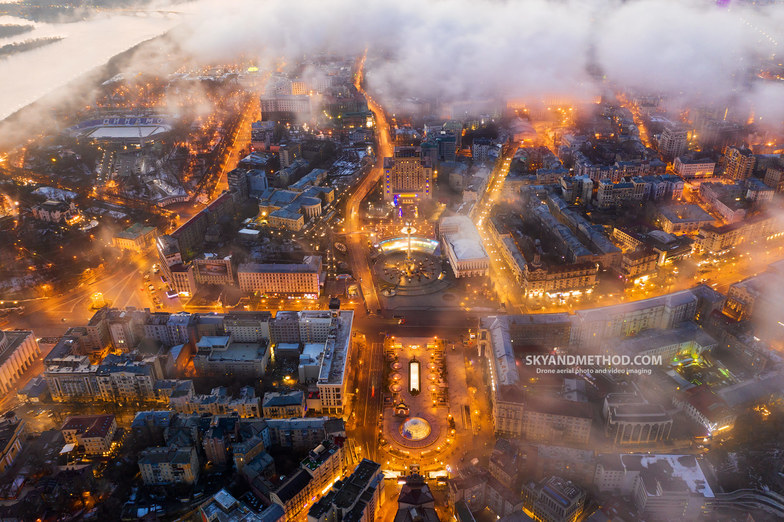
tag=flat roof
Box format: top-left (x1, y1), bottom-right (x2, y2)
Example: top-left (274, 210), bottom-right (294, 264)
top-left (658, 204), bottom-right (714, 224)
top-left (317, 311), bottom-right (354, 385)
top-left (575, 288), bottom-right (697, 323)
top-left (87, 125), bottom-right (168, 139)
top-left (238, 259), bottom-right (319, 274)
top-left (620, 453), bottom-right (714, 497)
top-left (483, 316), bottom-right (519, 388)
top-left (206, 342), bottom-right (267, 362)
top-left (617, 323), bottom-right (716, 355)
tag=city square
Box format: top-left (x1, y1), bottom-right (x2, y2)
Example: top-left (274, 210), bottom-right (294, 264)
top-left (1, 2), bottom-right (784, 521)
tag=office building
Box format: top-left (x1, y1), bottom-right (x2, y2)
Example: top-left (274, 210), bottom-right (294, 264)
top-left (223, 311), bottom-right (272, 343)
top-left (569, 289), bottom-right (699, 347)
top-left (396, 475), bottom-right (439, 522)
top-left (193, 336), bottom-right (270, 377)
top-left (594, 454), bottom-right (714, 520)
top-left (658, 124), bottom-right (689, 160)
top-left (200, 489), bottom-right (285, 522)
top-left (616, 323), bottom-right (716, 361)
top-left (238, 256), bottom-right (322, 296)
top-left (271, 468), bottom-right (313, 518)
top-left (265, 417), bottom-right (346, 451)
top-left (520, 396), bottom-right (593, 445)
top-left (619, 249), bottom-right (658, 282)
top-left (595, 178), bottom-right (647, 209)
top-left (315, 311), bottom-right (354, 415)
top-left (478, 314), bottom-right (572, 356)
top-left (522, 476), bottom-right (585, 522)
top-left (227, 168), bottom-right (250, 200)
top-left (694, 212), bottom-right (784, 253)
top-left (673, 156), bottom-right (715, 179)
top-left (95, 357), bottom-right (161, 402)
top-left (723, 271), bottom-right (784, 321)
top-left (383, 146), bottom-right (433, 204)
top-left (300, 438), bottom-right (345, 497)
top-left (31, 200), bottom-right (79, 224)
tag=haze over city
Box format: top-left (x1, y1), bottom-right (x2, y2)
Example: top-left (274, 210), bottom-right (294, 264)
top-left (0, 0), bottom-right (784, 521)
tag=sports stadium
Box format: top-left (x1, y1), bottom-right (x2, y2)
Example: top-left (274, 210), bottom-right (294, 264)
top-left (68, 115), bottom-right (172, 145)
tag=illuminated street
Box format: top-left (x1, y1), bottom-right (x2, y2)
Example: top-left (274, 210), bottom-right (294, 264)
top-left (1, 3), bottom-right (784, 521)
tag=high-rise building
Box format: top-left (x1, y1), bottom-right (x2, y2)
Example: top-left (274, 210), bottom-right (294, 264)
top-left (658, 125), bottom-right (689, 160)
top-left (763, 166), bottom-right (784, 192)
top-left (383, 146), bottom-right (433, 204)
top-left (721, 146), bottom-right (755, 180)
top-left (227, 168), bottom-right (249, 200)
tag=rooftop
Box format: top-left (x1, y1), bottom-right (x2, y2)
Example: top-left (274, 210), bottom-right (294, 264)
top-left (138, 445), bottom-right (195, 466)
top-left (526, 395), bottom-right (593, 419)
top-left (617, 323), bottom-right (716, 356)
top-left (658, 204), bottom-right (714, 224)
top-left (301, 439), bottom-right (340, 471)
top-left (0, 330), bottom-right (33, 368)
top-left (619, 453), bottom-right (714, 498)
top-left (0, 417), bottom-right (23, 453)
top-left (317, 311), bottom-right (354, 386)
top-left (574, 288), bottom-right (697, 324)
top-left (61, 414), bottom-right (115, 439)
top-left (238, 257), bottom-right (320, 274)
top-left (274, 468), bottom-right (312, 503)
top-left (263, 390), bottom-right (304, 408)
top-left (116, 222), bottom-right (156, 240)
top-left (681, 385), bottom-right (732, 423)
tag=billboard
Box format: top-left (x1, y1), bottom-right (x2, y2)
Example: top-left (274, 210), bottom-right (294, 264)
top-left (196, 259), bottom-right (230, 278)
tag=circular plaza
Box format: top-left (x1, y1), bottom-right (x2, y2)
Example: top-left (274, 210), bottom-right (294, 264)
top-left (373, 236), bottom-right (448, 295)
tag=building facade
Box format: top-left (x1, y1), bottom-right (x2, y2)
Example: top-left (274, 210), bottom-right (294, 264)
top-left (0, 330), bottom-right (41, 395)
top-left (139, 445), bottom-right (200, 485)
top-left (237, 256), bottom-right (322, 295)
top-left (383, 146), bottom-right (433, 204)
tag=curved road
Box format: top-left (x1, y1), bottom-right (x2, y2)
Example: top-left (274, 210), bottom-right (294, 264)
top-left (344, 89), bottom-right (393, 314)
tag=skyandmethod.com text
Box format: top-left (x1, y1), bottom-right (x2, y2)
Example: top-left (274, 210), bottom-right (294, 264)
top-left (524, 354), bottom-right (663, 367)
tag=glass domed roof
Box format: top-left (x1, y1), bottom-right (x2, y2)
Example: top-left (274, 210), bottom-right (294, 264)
top-left (400, 417), bottom-right (432, 441)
